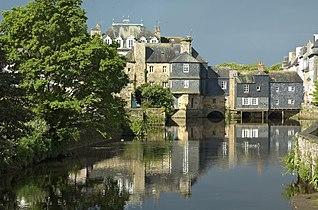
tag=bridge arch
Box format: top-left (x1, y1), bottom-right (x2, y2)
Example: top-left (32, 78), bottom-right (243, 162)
top-left (207, 111), bottom-right (224, 121)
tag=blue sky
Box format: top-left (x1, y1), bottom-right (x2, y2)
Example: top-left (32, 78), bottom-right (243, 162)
top-left (2, 0), bottom-right (318, 66)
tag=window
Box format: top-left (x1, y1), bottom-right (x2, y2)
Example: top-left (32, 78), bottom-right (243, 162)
top-left (242, 98), bottom-right (249, 105)
top-left (149, 66), bottom-right (154, 73)
top-left (275, 86), bottom-right (279, 92)
top-left (251, 98), bottom-right (258, 105)
top-left (288, 99), bottom-right (295, 105)
top-left (184, 80), bottom-right (189, 88)
top-left (149, 81), bottom-right (154, 86)
top-left (256, 86), bottom-right (261, 92)
top-left (213, 98), bottom-right (216, 104)
top-left (170, 81), bottom-right (173, 88)
top-left (221, 81), bottom-right (227, 90)
top-left (150, 37), bottom-right (158, 43)
top-left (104, 36), bottom-right (112, 45)
top-left (162, 82), bottom-right (168, 88)
top-left (183, 64), bottom-right (189, 73)
top-left (288, 86), bottom-right (295, 92)
top-left (242, 98), bottom-right (258, 105)
top-left (139, 37), bottom-right (147, 43)
top-left (115, 37), bottom-right (123, 48)
top-left (275, 99), bottom-right (279, 105)
top-left (127, 68), bottom-right (131, 73)
top-left (163, 66), bottom-right (167, 72)
top-left (242, 129), bottom-right (259, 138)
top-left (243, 85), bottom-right (249, 93)
top-left (127, 39), bottom-right (134, 48)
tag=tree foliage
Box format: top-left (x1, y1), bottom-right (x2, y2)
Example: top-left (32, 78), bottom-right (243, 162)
top-left (135, 83), bottom-right (173, 114)
top-left (217, 62), bottom-right (282, 71)
top-left (0, 0), bottom-right (128, 170)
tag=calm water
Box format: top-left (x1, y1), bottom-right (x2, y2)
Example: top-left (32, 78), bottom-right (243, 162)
top-left (0, 119), bottom-right (300, 210)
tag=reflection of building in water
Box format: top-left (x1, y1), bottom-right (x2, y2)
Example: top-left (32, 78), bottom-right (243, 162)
top-left (225, 122), bottom-right (301, 171)
top-left (67, 120), bottom-right (300, 208)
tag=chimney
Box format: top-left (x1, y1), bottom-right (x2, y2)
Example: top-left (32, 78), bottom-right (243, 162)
top-left (258, 61), bottom-right (264, 72)
top-left (90, 23), bottom-right (101, 37)
top-left (314, 34), bottom-right (318, 42)
top-left (180, 36), bottom-right (193, 55)
top-left (154, 25), bottom-right (161, 39)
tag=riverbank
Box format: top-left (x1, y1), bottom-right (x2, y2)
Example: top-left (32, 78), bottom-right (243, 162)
top-left (292, 193), bottom-right (318, 210)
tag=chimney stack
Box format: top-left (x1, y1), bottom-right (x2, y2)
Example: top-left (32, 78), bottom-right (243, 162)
top-left (258, 61), bottom-right (264, 72)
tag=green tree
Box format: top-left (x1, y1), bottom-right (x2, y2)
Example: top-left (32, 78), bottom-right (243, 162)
top-left (136, 83), bottom-right (174, 114)
top-left (1, 0), bottom-right (128, 166)
top-left (268, 63), bottom-right (282, 71)
top-left (0, 34), bottom-right (32, 169)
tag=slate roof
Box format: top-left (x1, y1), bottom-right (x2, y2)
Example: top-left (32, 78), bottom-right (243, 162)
top-left (103, 24), bottom-right (157, 40)
top-left (145, 44), bottom-right (181, 63)
top-left (269, 71), bottom-right (303, 83)
top-left (209, 67), bottom-right (231, 78)
top-left (170, 52), bottom-right (201, 63)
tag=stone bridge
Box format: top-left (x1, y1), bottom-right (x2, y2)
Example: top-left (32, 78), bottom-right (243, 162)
top-left (171, 94), bottom-right (225, 119)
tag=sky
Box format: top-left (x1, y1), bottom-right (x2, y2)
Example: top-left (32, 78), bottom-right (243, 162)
top-left (1, 0), bottom-right (318, 66)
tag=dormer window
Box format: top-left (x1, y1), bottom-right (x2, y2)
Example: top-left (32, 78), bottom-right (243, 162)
top-left (115, 36), bottom-right (123, 48)
top-left (139, 37), bottom-right (147, 43)
top-left (150, 37), bottom-right (158, 43)
top-left (126, 36), bottom-right (135, 49)
top-left (104, 36), bottom-right (112, 45)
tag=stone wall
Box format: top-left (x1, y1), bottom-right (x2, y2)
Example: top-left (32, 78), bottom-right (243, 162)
top-left (298, 106), bottom-right (318, 120)
top-left (297, 121), bottom-right (318, 177)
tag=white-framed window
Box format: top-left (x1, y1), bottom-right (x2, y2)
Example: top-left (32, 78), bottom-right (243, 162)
top-left (275, 86), bottom-right (279, 92)
top-left (242, 98), bottom-right (258, 105)
top-left (184, 80), bottom-right (189, 88)
top-left (115, 36), bottom-right (123, 48)
top-left (251, 98), bottom-right (258, 105)
top-left (149, 66), bottom-right (154, 73)
top-left (162, 82), bottom-right (168, 88)
top-left (256, 86), bottom-right (261, 92)
top-left (127, 39), bottom-right (134, 48)
top-left (149, 81), bottom-right (154, 86)
top-left (242, 128), bottom-right (259, 138)
top-left (104, 36), bottom-right (112, 45)
top-left (183, 64), bottom-right (189, 73)
top-left (288, 99), bottom-right (295, 105)
top-left (163, 66), bottom-right (167, 72)
top-left (243, 85), bottom-right (249, 93)
top-left (139, 36), bottom-right (147, 43)
top-left (221, 81), bottom-right (227, 90)
top-left (275, 99), bottom-right (279, 105)
top-left (150, 37), bottom-right (158, 43)
top-left (288, 86), bottom-right (295, 92)
top-left (242, 98), bottom-right (249, 105)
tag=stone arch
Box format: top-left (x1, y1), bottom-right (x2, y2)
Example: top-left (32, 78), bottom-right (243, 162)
top-left (207, 111), bottom-right (224, 121)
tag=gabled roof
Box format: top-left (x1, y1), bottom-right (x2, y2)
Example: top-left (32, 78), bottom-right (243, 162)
top-left (269, 71), bottom-right (303, 83)
top-left (170, 52), bottom-right (201, 63)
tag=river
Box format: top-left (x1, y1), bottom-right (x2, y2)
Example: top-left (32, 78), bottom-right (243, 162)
top-left (0, 119), bottom-right (300, 210)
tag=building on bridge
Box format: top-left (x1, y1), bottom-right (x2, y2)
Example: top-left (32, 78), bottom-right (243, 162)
top-left (228, 63), bottom-right (303, 121)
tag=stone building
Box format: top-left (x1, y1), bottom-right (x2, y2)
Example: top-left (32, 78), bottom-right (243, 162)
top-left (282, 34), bottom-right (318, 104)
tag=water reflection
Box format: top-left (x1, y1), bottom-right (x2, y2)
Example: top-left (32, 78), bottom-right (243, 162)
top-left (0, 119), bottom-right (300, 210)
